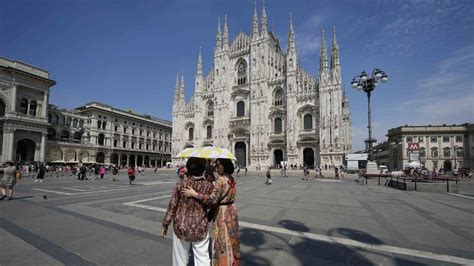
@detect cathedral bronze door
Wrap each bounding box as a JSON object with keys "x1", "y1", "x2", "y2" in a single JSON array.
[
  {"x1": 274, "y1": 149, "x2": 283, "y2": 167},
  {"x1": 235, "y1": 142, "x2": 246, "y2": 168},
  {"x1": 303, "y1": 148, "x2": 314, "y2": 169}
]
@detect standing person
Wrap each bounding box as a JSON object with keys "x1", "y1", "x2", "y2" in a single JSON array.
[
  {"x1": 182, "y1": 158, "x2": 241, "y2": 266},
  {"x1": 99, "y1": 166, "x2": 107, "y2": 179},
  {"x1": 161, "y1": 157, "x2": 214, "y2": 266},
  {"x1": 35, "y1": 164, "x2": 45, "y2": 183},
  {"x1": 335, "y1": 167, "x2": 339, "y2": 179},
  {"x1": 94, "y1": 165, "x2": 100, "y2": 180},
  {"x1": 127, "y1": 166, "x2": 136, "y2": 185},
  {"x1": 0, "y1": 161, "x2": 17, "y2": 200},
  {"x1": 244, "y1": 167, "x2": 247, "y2": 176},
  {"x1": 266, "y1": 167, "x2": 272, "y2": 185}
]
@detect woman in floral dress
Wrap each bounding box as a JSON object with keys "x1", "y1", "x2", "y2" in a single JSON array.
[{"x1": 182, "y1": 158, "x2": 240, "y2": 266}]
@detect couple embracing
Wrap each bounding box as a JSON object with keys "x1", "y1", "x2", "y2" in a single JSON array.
[{"x1": 161, "y1": 157, "x2": 240, "y2": 266}]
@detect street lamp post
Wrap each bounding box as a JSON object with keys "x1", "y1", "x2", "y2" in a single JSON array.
[
  {"x1": 351, "y1": 68, "x2": 388, "y2": 162},
  {"x1": 453, "y1": 145, "x2": 458, "y2": 169}
]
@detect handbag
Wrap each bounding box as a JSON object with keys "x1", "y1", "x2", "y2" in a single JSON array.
[{"x1": 207, "y1": 186, "x2": 232, "y2": 222}]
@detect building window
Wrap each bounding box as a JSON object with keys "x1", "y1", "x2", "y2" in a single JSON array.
[
  {"x1": 98, "y1": 133, "x2": 105, "y2": 146},
  {"x1": 97, "y1": 120, "x2": 102, "y2": 129},
  {"x1": 455, "y1": 136, "x2": 463, "y2": 142},
  {"x1": 419, "y1": 148, "x2": 426, "y2": 157},
  {"x1": 47, "y1": 128, "x2": 56, "y2": 140},
  {"x1": 113, "y1": 140, "x2": 118, "y2": 147},
  {"x1": 73, "y1": 119, "x2": 78, "y2": 127},
  {"x1": 304, "y1": 114, "x2": 313, "y2": 130},
  {"x1": 207, "y1": 126, "x2": 212, "y2": 139},
  {"x1": 274, "y1": 90, "x2": 283, "y2": 106},
  {"x1": 433, "y1": 161, "x2": 438, "y2": 169},
  {"x1": 418, "y1": 136, "x2": 424, "y2": 143},
  {"x1": 61, "y1": 130, "x2": 70, "y2": 140},
  {"x1": 48, "y1": 114, "x2": 52, "y2": 123},
  {"x1": 19, "y1": 98, "x2": 28, "y2": 114},
  {"x1": 189, "y1": 128, "x2": 194, "y2": 141},
  {"x1": 131, "y1": 142, "x2": 135, "y2": 149},
  {"x1": 430, "y1": 136, "x2": 437, "y2": 143},
  {"x1": 60, "y1": 116, "x2": 65, "y2": 125},
  {"x1": 123, "y1": 141, "x2": 127, "y2": 148},
  {"x1": 431, "y1": 148, "x2": 438, "y2": 157},
  {"x1": 274, "y1": 118, "x2": 282, "y2": 133},
  {"x1": 443, "y1": 148, "x2": 451, "y2": 158},
  {"x1": 132, "y1": 129, "x2": 135, "y2": 135},
  {"x1": 406, "y1": 136, "x2": 413, "y2": 143},
  {"x1": 139, "y1": 143, "x2": 143, "y2": 150},
  {"x1": 29, "y1": 100, "x2": 37, "y2": 116},
  {"x1": 79, "y1": 120, "x2": 84, "y2": 127},
  {"x1": 236, "y1": 101, "x2": 245, "y2": 117},
  {"x1": 456, "y1": 148, "x2": 463, "y2": 157},
  {"x1": 124, "y1": 127, "x2": 127, "y2": 134},
  {"x1": 51, "y1": 114, "x2": 58, "y2": 124},
  {"x1": 102, "y1": 122, "x2": 106, "y2": 130},
  {"x1": 442, "y1": 136, "x2": 450, "y2": 143},
  {"x1": 114, "y1": 126, "x2": 118, "y2": 132},
  {"x1": 237, "y1": 61, "x2": 247, "y2": 85},
  {"x1": 74, "y1": 132, "x2": 82, "y2": 142}
]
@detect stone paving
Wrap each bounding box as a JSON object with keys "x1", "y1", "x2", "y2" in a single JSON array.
[{"x1": 0, "y1": 169, "x2": 473, "y2": 265}]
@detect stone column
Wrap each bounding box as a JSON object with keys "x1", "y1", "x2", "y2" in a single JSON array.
[
  {"x1": 43, "y1": 92, "x2": 49, "y2": 117},
  {"x1": 11, "y1": 85, "x2": 17, "y2": 112},
  {"x1": 134, "y1": 156, "x2": 137, "y2": 167},
  {"x1": 40, "y1": 133, "x2": 46, "y2": 162},
  {"x1": 2, "y1": 129, "x2": 15, "y2": 161},
  {"x1": 126, "y1": 155, "x2": 130, "y2": 167}
]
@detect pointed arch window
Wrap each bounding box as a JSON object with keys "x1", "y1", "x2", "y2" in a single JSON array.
[
  {"x1": 207, "y1": 126, "x2": 212, "y2": 139},
  {"x1": 274, "y1": 118, "x2": 282, "y2": 134},
  {"x1": 207, "y1": 101, "x2": 214, "y2": 117},
  {"x1": 304, "y1": 114, "x2": 313, "y2": 130},
  {"x1": 236, "y1": 101, "x2": 245, "y2": 117},
  {"x1": 274, "y1": 90, "x2": 283, "y2": 106},
  {"x1": 237, "y1": 61, "x2": 247, "y2": 85}
]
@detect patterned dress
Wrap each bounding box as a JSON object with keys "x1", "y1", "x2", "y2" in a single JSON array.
[{"x1": 197, "y1": 174, "x2": 240, "y2": 266}]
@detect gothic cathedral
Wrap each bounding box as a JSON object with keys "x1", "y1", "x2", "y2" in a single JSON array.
[{"x1": 172, "y1": 2, "x2": 352, "y2": 169}]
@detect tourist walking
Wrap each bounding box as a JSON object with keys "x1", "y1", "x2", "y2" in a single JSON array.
[
  {"x1": 99, "y1": 166, "x2": 107, "y2": 179},
  {"x1": 266, "y1": 167, "x2": 272, "y2": 185},
  {"x1": 127, "y1": 166, "x2": 136, "y2": 185},
  {"x1": 182, "y1": 158, "x2": 241, "y2": 266},
  {"x1": 0, "y1": 161, "x2": 17, "y2": 200},
  {"x1": 35, "y1": 164, "x2": 45, "y2": 183},
  {"x1": 161, "y1": 157, "x2": 214, "y2": 266}
]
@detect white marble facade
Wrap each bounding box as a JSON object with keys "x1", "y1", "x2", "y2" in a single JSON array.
[{"x1": 172, "y1": 2, "x2": 352, "y2": 168}]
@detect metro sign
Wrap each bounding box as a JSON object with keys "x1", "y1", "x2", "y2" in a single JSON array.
[{"x1": 408, "y1": 143, "x2": 419, "y2": 151}]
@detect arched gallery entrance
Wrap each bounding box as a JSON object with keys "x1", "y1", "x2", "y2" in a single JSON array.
[
  {"x1": 15, "y1": 139, "x2": 36, "y2": 162},
  {"x1": 443, "y1": 160, "x2": 452, "y2": 172},
  {"x1": 96, "y1": 152, "x2": 105, "y2": 163}
]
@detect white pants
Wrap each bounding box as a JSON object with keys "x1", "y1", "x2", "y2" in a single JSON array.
[{"x1": 172, "y1": 231, "x2": 210, "y2": 266}]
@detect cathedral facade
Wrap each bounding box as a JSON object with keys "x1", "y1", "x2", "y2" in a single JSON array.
[{"x1": 172, "y1": 2, "x2": 352, "y2": 169}]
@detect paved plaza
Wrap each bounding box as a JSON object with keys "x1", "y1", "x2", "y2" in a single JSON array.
[{"x1": 1, "y1": 169, "x2": 473, "y2": 265}]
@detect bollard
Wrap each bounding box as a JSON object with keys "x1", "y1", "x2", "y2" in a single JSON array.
[
  {"x1": 378, "y1": 176, "x2": 380, "y2": 185},
  {"x1": 414, "y1": 179, "x2": 417, "y2": 191},
  {"x1": 447, "y1": 179, "x2": 449, "y2": 192}
]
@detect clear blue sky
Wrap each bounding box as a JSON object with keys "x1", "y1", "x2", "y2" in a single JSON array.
[{"x1": 2, "y1": 0, "x2": 473, "y2": 151}]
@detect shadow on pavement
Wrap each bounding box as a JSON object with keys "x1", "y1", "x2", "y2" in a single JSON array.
[{"x1": 328, "y1": 227, "x2": 383, "y2": 245}]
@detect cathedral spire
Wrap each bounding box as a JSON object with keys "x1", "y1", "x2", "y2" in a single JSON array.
[
  {"x1": 252, "y1": 0, "x2": 259, "y2": 37},
  {"x1": 197, "y1": 47, "x2": 203, "y2": 77},
  {"x1": 223, "y1": 15, "x2": 229, "y2": 49},
  {"x1": 180, "y1": 75, "x2": 185, "y2": 101},
  {"x1": 261, "y1": 0, "x2": 267, "y2": 35},
  {"x1": 174, "y1": 73, "x2": 180, "y2": 102},
  {"x1": 319, "y1": 30, "x2": 329, "y2": 74},
  {"x1": 331, "y1": 26, "x2": 340, "y2": 70},
  {"x1": 288, "y1": 12, "x2": 296, "y2": 51},
  {"x1": 215, "y1": 17, "x2": 222, "y2": 52}
]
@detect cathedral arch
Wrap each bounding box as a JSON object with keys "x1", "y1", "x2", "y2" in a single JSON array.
[
  {"x1": 15, "y1": 139, "x2": 36, "y2": 162},
  {"x1": 235, "y1": 59, "x2": 247, "y2": 85},
  {"x1": 236, "y1": 101, "x2": 245, "y2": 117}
]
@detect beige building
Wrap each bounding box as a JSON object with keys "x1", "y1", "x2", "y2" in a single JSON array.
[
  {"x1": 0, "y1": 57, "x2": 56, "y2": 163},
  {"x1": 385, "y1": 124, "x2": 474, "y2": 171},
  {"x1": 47, "y1": 102, "x2": 172, "y2": 167}
]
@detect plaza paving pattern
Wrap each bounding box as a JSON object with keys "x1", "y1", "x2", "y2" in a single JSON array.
[{"x1": 1, "y1": 170, "x2": 473, "y2": 265}]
